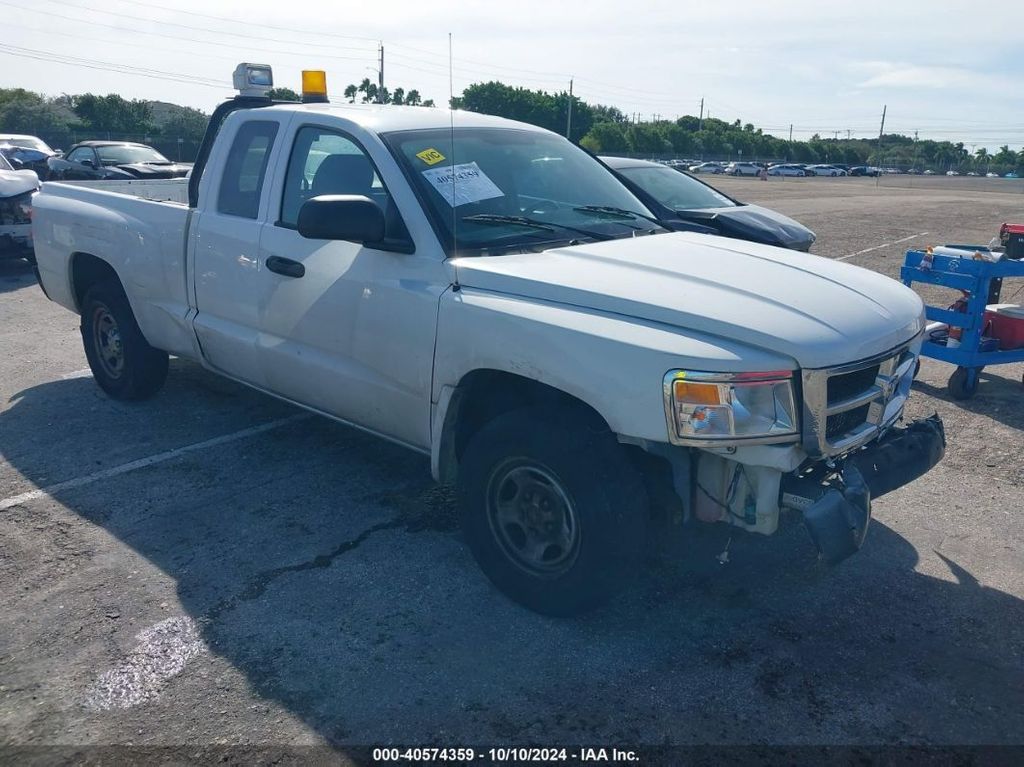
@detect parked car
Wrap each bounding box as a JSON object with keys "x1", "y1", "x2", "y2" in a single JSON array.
[
  {"x1": 723, "y1": 162, "x2": 761, "y2": 176},
  {"x1": 946, "y1": 170, "x2": 960, "y2": 176},
  {"x1": 1006, "y1": 172, "x2": 1020, "y2": 179},
  {"x1": 923, "y1": 169, "x2": 936, "y2": 175},
  {"x1": 601, "y1": 156, "x2": 816, "y2": 251},
  {"x1": 986, "y1": 172, "x2": 999, "y2": 178},
  {"x1": 0, "y1": 151, "x2": 39, "y2": 261},
  {"x1": 47, "y1": 141, "x2": 191, "y2": 181},
  {"x1": 32, "y1": 63, "x2": 944, "y2": 615},
  {"x1": 688, "y1": 162, "x2": 725, "y2": 174},
  {"x1": 806, "y1": 165, "x2": 847, "y2": 177},
  {"x1": 848, "y1": 166, "x2": 880, "y2": 177},
  {"x1": 0, "y1": 142, "x2": 56, "y2": 181},
  {"x1": 0, "y1": 133, "x2": 57, "y2": 155},
  {"x1": 767, "y1": 164, "x2": 806, "y2": 177}
]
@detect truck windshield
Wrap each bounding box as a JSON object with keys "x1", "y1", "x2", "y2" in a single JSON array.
[
  {"x1": 383, "y1": 127, "x2": 663, "y2": 255},
  {"x1": 96, "y1": 145, "x2": 170, "y2": 165}
]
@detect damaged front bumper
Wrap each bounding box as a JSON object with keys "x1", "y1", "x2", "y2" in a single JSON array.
[{"x1": 780, "y1": 415, "x2": 946, "y2": 563}]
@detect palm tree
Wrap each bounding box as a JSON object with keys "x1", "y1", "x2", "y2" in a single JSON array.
[
  {"x1": 343, "y1": 84, "x2": 357, "y2": 103},
  {"x1": 404, "y1": 89, "x2": 421, "y2": 106}
]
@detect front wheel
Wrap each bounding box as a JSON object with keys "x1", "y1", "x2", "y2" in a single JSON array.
[
  {"x1": 458, "y1": 406, "x2": 648, "y2": 616},
  {"x1": 81, "y1": 279, "x2": 169, "y2": 400}
]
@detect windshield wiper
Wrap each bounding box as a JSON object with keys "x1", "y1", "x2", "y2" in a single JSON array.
[
  {"x1": 572, "y1": 205, "x2": 664, "y2": 228},
  {"x1": 461, "y1": 214, "x2": 614, "y2": 241}
]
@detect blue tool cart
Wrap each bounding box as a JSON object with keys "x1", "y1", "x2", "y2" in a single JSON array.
[{"x1": 901, "y1": 247, "x2": 1024, "y2": 399}]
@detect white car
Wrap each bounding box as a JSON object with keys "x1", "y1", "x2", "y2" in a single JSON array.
[
  {"x1": 986, "y1": 172, "x2": 999, "y2": 178},
  {"x1": 688, "y1": 162, "x2": 724, "y2": 174},
  {"x1": 767, "y1": 164, "x2": 806, "y2": 177},
  {"x1": 0, "y1": 152, "x2": 39, "y2": 260},
  {"x1": 31, "y1": 63, "x2": 944, "y2": 615},
  {"x1": 724, "y1": 162, "x2": 761, "y2": 176},
  {"x1": 946, "y1": 170, "x2": 960, "y2": 176},
  {"x1": 806, "y1": 165, "x2": 847, "y2": 177},
  {"x1": 0, "y1": 133, "x2": 56, "y2": 154}
]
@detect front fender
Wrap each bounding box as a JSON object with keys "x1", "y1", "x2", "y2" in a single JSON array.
[{"x1": 430, "y1": 287, "x2": 795, "y2": 477}]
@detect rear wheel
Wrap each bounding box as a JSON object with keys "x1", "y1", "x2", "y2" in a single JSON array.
[
  {"x1": 81, "y1": 279, "x2": 168, "y2": 400},
  {"x1": 457, "y1": 406, "x2": 648, "y2": 616}
]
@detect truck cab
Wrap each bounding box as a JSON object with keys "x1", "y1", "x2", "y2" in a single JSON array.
[{"x1": 31, "y1": 65, "x2": 945, "y2": 615}]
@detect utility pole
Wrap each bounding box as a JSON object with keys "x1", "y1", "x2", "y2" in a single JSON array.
[
  {"x1": 698, "y1": 97, "x2": 704, "y2": 130},
  {"x1": 878, "y1": 105, "x2": 886, "y2": 141},
  {"x1": 565, "y1": 78, "x2": 573, "y2": 139},
  {"x1": 847, "y1": 129, "x2": 851, "y2": 140},
  {"x1": 377, "y1": 44, "x2": 385, "y2": 104},
  {"x1": 789, "y1": 124, "x2": 793, "y2": 142}
]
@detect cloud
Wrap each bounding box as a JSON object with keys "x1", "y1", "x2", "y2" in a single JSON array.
[{"x1": 854, "y1": 62, "x2": 983, "y2": 90}]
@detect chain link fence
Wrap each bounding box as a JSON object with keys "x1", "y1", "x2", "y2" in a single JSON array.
[{"x1": 19, "y1": 130, "x2": 202, "y2": 163}]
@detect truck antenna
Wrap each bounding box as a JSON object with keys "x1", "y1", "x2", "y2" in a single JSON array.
[{"x1": 449, "y1": 32, "x2": 460, "y2": 289}]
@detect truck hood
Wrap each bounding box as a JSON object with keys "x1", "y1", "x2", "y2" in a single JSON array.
[
  {"x1": 452, "y1": 232, "x2": 924, "y2": 370},
  {"x1": 0, "y1": 168, "x2": 39, "y2": 198}
]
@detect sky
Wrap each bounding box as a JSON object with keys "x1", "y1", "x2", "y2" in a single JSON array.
[{"x1": 2, "y1": 0, "x2": 1023, "y2": 150}]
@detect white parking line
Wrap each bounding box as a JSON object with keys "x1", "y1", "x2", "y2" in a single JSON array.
[
  {"x1": 60, "y1": 368, "x2": 93, "y2": 380},
  {"x1": 0, "y1": 413, "x2": 311, "y2": 511},
  {"x1": 837, "y1": 232, "x2": 928, "y2": 261}
]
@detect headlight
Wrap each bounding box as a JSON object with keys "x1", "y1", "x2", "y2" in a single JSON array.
[{"x1": 663, "y1": 370, "x2": 799, "y2": 445}]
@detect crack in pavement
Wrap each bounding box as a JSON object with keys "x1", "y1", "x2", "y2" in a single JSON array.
[{"x1": 203, "y1": 517, "x2": 406, "y2": 623}]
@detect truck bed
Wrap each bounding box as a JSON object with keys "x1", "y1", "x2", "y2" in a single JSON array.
[
  {"x1": 52, "y1": 177, "x2": 189, "y2": 204},
  {"x1": 32, "y1": 180, "x2": 196, "y2": 358}
]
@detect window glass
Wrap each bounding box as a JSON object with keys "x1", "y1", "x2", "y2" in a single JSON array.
[
  {"x1": 95, "y1": 145, "x2": 169, "y2": 165},
  {"x1": 279, "y1": 126, "x2": 388, "y2": 227},
  {"x1": 384, "y1": 127, "x2": 660, "y2": 255},
  {"x1": 68, "y1": 147, "x2": 94, "y2": 164},
  {"x1": 217, "y1": 120, "x2": 279, "y2": 219},
  {"x1": 618, "y1": 166, "x2": 735, "y2": 210}
]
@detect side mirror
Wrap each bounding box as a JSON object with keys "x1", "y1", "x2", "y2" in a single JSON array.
[
  {"x1": 297, "y1": 195, "x2": 385, "y2": 243},
  {"x1": 81, "y1": 158, "x2": 94, "y2": 167}
]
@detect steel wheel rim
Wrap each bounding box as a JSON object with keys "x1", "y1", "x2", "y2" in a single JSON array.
[
  {"x1": 92, "y1": 305, "x2": 124, "y2": 379},
  {"x1": 486, "y1": 459, "x2": 581, "y2": 577}
]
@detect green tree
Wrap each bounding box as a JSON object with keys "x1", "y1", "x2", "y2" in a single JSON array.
[
  {"x1": 267, "y1": 87, "x2": 300, "y2": 101},
  {"x1": 343, "y1": 84, "x2": 358, "y2": 103},
  {"x1": 72, "y1": 94, "x2": 153, "y2": 134}
]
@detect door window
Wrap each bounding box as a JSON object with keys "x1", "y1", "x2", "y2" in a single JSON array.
[
  {"x1": 67, "y1": 147, "x2": 95, "y2": 164},
  {"x1": 217, "y1": 120, "x2": 279, "y2": 219},
  {"x1": 279, "y1": 127, "x2": 391, "y2": 227}
]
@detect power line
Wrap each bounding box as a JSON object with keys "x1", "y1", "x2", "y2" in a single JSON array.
[{"x1": 0, "y1": 42, "x2": 228, "y2": 88}]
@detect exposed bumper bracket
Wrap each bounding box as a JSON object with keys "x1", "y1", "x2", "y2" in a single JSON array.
[{"x1": 781, "y1": 414, "x2": 945, "y2": 564}]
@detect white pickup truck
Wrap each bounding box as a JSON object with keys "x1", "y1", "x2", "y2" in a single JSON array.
[{"x1": 32, "y1": 66, "x2": 944, "y2": 615}]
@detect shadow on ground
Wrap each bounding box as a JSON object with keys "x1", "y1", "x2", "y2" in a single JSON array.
[
  {"x1": 2, "y1": 368, "x2": 1023, "y2": 749},
  {"x1": 0, "y1": 258, "x2": 35, "y2": 294}
]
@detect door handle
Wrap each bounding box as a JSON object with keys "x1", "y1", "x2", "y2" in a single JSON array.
[{"x1": 266, "y1": 255, "x2": 305, "y2": 278}]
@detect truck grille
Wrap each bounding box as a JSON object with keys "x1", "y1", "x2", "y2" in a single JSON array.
[{"x1": 802, "y1": 342, "x2": 917, "y2": 457}]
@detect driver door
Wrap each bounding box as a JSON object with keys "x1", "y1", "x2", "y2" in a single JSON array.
[{"x1": 254, "y1": 124, "x2": 446, "y2": 449}]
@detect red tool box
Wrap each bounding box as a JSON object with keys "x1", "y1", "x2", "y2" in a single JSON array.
[{"x1": 1000, "y1": 223, "x2": 1024, "y2": 260}]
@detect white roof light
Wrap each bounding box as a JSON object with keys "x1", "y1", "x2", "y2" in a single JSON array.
[{"x1": 232, "y1": 63, "x2": 273, "y2": 97}]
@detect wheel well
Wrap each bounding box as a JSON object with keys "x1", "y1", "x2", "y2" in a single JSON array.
[
  {"x1": 70, "y1": 252, "x2": 120, "y2": 311},
  {"x1": 438, "y1": 370, "x2": 607, "y2": 484}
]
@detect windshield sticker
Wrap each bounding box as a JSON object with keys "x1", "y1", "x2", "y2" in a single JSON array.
[
  {"x1": 415, "y1": 147, "x2": 446, "y2": 165},
  {"x1": 422, "y1": 161, "x2": 504, "y2": 207}
]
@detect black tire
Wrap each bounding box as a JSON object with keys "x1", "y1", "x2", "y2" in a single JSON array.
[
  {"x1": 947, "y1": 366, "x2": 978, "y2": 400},
  {"x1": 457, "y1": 406, "x2": 648, "y2": 616},
  {"x1": 80, "y1": 278, "x2": 169, "y2": 400}
]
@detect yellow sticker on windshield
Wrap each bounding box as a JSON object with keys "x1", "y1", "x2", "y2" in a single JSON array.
[{"x1": 416, "y1": 148, "x2": 446, "y2": 165}]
